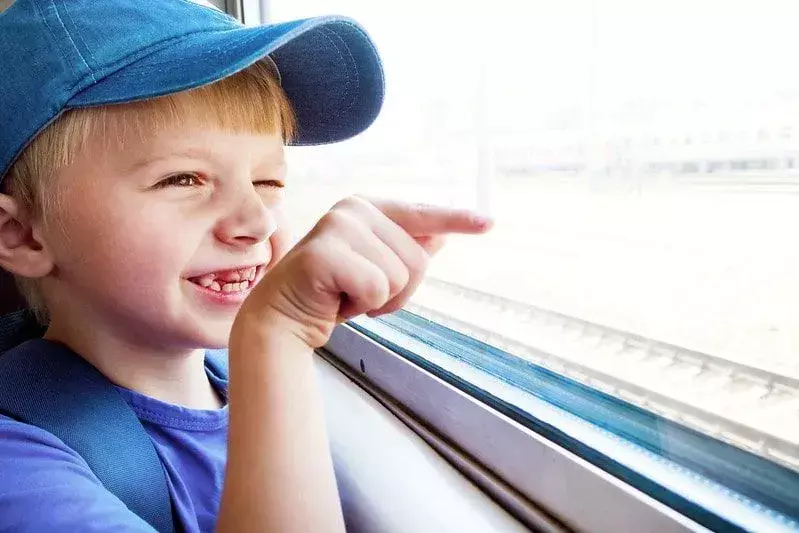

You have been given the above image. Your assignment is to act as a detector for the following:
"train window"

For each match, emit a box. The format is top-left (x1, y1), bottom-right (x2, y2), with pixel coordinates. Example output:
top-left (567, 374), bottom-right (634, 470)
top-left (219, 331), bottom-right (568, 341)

top-left (266, 0), bottom-right (799, 531)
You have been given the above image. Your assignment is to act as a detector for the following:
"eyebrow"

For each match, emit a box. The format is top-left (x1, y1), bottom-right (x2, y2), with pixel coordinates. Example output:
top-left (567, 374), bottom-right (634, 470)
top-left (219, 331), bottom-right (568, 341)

top-left (122, 147), bottom-right (285, 175)
top-left (122, 147), bottom-right (220, 175)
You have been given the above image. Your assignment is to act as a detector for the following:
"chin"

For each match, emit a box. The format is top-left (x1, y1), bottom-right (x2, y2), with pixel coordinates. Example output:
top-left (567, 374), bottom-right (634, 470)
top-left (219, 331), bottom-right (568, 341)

top-left (201, 326), bottom-right (234, 350)
top-left (200, 336), bottom-right (230, 350)
top-left (179, 317), bottom-right (236, 350)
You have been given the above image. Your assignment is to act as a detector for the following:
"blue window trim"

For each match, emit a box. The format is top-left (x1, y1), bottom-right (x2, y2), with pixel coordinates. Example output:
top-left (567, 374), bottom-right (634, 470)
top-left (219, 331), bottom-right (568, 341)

top-left (350, 310), bottom-right (799, 532)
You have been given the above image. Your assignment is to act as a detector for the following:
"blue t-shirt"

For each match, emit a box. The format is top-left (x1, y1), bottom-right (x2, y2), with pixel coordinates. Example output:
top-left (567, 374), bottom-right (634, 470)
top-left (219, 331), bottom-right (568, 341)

top-left (0, 365), bottom-right (229, 532)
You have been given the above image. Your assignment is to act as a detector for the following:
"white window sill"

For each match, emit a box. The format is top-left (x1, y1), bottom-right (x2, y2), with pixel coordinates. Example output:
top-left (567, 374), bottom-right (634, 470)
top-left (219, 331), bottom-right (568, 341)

top-left (315, 353), bottom-right (531, 533)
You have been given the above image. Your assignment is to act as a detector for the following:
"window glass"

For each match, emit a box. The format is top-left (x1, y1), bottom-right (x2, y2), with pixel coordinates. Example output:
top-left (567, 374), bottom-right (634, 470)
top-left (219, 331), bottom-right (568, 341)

top-left (272, 0), bottom-right (799, 474)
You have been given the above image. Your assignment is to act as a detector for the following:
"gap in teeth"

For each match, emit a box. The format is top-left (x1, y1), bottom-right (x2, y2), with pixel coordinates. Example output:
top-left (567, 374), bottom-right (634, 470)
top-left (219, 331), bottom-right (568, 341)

top-left (203, 280), bottom-right (250, 293)
top-left (194, 267), bottom-right (258, 288)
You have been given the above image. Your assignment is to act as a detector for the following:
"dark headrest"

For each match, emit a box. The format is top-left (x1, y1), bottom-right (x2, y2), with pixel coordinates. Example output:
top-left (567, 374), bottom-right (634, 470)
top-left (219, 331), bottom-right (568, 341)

top-left (0, 268), bottom-right (27, 315)
top-left (0, 309), bottom-right (44, 353)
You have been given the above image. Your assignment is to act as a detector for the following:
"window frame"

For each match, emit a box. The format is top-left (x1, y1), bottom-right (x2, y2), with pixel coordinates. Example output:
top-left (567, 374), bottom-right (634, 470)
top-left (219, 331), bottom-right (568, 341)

top-left (325, 321), bottom-right (707, 533)
top-left (327, 314), bottom-right (799, 533)
top-left (235, 0), bottom-right (265, 26)
top-left (317, 347), bottom-right (568, 533)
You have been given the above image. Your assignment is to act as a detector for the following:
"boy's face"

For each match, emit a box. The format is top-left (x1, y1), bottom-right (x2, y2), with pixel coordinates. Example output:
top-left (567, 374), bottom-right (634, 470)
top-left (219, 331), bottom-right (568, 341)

top-left (41, 126), bottom-right (290, 350)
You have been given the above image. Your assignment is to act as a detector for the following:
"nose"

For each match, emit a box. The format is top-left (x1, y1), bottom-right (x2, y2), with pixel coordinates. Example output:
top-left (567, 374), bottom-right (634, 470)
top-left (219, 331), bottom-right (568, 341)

top-left (213, 183), bottom-right (276, 249)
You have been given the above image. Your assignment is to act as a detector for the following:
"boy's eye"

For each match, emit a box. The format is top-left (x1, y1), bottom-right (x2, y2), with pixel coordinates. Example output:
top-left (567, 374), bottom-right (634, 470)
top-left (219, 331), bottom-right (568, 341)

top-left (156, 173), bottom-right (203, 188)
top-left (254, 179), bottom-right (285, 189)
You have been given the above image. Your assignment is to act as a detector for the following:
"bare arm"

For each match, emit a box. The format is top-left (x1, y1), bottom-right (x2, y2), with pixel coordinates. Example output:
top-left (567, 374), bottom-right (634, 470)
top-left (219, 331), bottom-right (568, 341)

top-left (217, 312), bottom-right (345, 533)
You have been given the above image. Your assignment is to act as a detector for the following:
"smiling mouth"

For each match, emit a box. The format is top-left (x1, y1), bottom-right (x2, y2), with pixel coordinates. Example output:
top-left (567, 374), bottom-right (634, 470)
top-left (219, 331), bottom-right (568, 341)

top-left (187, 265), bottom-right (265, 294)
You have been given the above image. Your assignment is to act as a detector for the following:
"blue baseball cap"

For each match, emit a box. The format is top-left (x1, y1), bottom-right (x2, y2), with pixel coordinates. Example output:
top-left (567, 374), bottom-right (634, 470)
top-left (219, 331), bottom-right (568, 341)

top-left (0, 0), bottom-right (385, 186)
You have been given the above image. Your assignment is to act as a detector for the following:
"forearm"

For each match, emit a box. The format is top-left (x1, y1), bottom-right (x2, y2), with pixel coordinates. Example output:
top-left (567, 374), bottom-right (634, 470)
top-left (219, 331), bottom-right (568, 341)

top-left (217, 313), bottom-right (345, 533)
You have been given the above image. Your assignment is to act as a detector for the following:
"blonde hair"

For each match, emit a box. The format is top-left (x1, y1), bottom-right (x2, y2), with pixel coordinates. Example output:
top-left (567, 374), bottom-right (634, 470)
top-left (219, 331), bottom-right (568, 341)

top-left (2, 59), bottom-right (296, 324)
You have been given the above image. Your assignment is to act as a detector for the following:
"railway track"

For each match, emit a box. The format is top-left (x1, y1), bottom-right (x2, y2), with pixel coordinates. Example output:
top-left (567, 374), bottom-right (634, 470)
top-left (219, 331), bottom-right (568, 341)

top-left (407, 277), bottom-right (799, 471)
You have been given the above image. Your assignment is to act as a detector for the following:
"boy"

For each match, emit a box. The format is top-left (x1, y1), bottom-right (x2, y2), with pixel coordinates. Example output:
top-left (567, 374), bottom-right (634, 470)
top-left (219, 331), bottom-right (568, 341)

top-left (0, 0), bottom-right (491, 532)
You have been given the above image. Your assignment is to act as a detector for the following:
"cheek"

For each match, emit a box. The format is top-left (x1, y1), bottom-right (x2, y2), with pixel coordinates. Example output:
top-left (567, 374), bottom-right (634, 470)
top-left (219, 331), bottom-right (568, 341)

top-left (52, 192), bottom-right (197, 293)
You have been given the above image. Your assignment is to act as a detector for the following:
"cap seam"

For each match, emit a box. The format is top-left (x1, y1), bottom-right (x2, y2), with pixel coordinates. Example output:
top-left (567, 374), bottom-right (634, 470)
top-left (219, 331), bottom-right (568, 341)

top-left (59, 1), bottom-right (98, 73)
top-left (317, 25), bottom-right (359, 117)
top-left (50, 0), bottom-right (96, 84)
top-left (30, 0), bottom-right (78, 83)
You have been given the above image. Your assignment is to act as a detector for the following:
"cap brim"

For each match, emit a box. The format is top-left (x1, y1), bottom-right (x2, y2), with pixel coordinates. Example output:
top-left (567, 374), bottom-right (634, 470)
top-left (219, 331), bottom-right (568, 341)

top-left (68, 16), bottom-right (384, 145)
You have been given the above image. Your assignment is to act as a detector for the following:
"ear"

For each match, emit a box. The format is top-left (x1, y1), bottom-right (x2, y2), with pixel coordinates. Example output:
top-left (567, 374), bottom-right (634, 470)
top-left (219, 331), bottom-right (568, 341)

top-left (0, 193), bottom-right (54, 278)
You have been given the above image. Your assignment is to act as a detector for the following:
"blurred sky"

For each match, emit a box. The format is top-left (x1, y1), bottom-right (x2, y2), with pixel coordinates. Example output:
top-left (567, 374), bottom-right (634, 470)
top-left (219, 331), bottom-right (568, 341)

top-left (270, 0), bottom-right (799, 142)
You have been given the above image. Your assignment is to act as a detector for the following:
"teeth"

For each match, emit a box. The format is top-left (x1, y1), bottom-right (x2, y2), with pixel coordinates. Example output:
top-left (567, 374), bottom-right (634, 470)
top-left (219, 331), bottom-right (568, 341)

top-left (204, 281), bottom-right (251, 293)
top-left (191, 266), bottom-right (259, 292)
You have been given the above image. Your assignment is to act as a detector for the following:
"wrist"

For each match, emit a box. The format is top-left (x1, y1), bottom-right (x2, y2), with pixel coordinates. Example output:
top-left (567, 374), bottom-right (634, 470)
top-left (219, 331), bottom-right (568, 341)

top-left (231, 307), bottom-right (309, 349)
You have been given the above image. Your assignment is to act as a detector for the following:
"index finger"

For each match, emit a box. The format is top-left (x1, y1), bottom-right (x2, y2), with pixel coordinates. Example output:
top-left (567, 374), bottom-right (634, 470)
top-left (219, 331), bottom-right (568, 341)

top-left (366, 198), bottom-right (494, 237)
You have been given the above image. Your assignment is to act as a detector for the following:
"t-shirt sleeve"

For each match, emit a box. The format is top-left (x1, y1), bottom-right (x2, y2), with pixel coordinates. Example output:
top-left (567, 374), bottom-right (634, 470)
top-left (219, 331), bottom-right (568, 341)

top-left (0, 415), bottom-right (157, 532)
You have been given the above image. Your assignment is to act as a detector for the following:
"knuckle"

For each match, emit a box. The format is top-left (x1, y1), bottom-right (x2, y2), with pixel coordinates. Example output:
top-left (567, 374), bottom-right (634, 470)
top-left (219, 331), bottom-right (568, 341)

top-left (304, 236), bottom-right (333, 261)
top-left (301, 237), bottom-right (343, 276)
top-left (389, 265), bottom-right (411, 295)
top-left (362, 272), bottom-right (389, 305)
top-left (335, 195), bottom-right (370, 212)
top-left (320, 209), bottom-right (356, 232)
